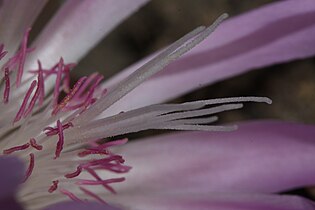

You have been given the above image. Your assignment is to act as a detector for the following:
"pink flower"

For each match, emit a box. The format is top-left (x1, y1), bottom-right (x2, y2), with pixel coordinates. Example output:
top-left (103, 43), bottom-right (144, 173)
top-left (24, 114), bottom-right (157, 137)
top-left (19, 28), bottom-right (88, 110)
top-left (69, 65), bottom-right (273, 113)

top-left (0, 1), bottom-right (314, 210)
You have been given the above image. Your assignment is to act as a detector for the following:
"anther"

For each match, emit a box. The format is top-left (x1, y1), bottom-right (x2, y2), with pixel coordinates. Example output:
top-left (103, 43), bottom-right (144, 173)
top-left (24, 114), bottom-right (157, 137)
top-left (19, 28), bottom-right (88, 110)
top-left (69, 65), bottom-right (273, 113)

top-left (3, 68), bottom-right (10, 104)
top-left (14, 80), bottom-right (37, 123)
top-left (23, 153), bottom-right (35, 183)
top-left (52, 77), bottom-right (87, 115)
top-left (79, 187), bottom-right (107, 204)
top-left (60, 189), bottom-right (83, 202)
top-left (16, 28), bottom-right (31, 87)
top-left (65, 166), bottom-right (82, 178)
top-left (53, 58), bottom-right (63, 107)
top-left (48, 180), bottom-right (59, 193)
top-left (30, 138), bottom-right (43, 150)
top-left (54, 120), bottom-right (65, 159)
top-left (3, 143), bottom-right (30, 154)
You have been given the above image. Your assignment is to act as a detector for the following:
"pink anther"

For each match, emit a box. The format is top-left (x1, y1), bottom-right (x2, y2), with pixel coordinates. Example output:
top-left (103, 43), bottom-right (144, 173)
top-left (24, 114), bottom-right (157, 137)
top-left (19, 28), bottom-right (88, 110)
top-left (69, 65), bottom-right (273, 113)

top-left (83, 168), bottom-right (117, 194)
top-left (75, 177), bottom-right (125, 186)
top-left (52, 77), bottom-right (87, 115)
top-left (24, 75), bottom-right (42, 117)
top-left (65, 166), bottom-right (83, 178)
top-left (16, 28), bottom-right (31, 87)
top-left (14, 80), bottom-right (37, 123)
top-left (3, 68), bottom-right (10, 104)
top-left (3, 143), bottom-right (30, 154)
top-left (60, 189), bottom-right (83, 202)
top-left (79, 187), bottom-right (107, 204)
top-left (0, 44), bottom-right (7, 60)
top-left (62, 63), bottom-right (75, 93)
top-left (53, 58), bottom-right (64, 107)
top-left (54, 120), bottom-right (64, 159)
top-left (30, 138), bottom-right (43, 150)
top-left (48, 180), bottom-right (59, 193)
top-left (37, 60), bottom-right (45, 105)
top-left (44, 122), bottom-right (73, 136)
top-left (77, 150), bottom-right (109, 157)
top-left (23, 153), bottom-right (35, 183)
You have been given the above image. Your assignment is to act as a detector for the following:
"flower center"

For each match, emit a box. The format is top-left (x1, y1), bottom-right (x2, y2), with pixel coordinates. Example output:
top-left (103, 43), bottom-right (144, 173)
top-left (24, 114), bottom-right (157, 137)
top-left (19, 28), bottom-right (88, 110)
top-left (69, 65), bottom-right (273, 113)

top-left (0, 18), bottom-right (271, 208)
top-left (0, 30), bottom-right (131, 207)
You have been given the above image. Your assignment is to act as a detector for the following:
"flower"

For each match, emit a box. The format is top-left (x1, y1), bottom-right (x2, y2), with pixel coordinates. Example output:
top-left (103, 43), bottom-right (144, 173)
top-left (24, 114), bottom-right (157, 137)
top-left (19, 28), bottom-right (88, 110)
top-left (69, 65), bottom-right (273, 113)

top-left (0, 1), bottom-right (315, 210)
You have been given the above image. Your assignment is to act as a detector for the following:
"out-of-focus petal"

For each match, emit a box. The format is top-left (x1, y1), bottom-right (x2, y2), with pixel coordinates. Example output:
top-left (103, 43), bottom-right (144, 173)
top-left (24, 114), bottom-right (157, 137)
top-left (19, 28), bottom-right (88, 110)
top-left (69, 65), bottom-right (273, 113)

top-left (44, 201), bottom-right (121, 210)
top-left (0, 197), bottom-right (24, 210)
top-left (107, 193), bottom-right (315, 210)
top-left (112, 121), bottom-right (315, 194)
top-left (102, 0), bottom-right (315, 115)
top-left (24, 0), bottom-right (149, 80)
top-left (0, 156), bottom-right (24, 199)
top-left (0, 0), bottom-right (48, 60)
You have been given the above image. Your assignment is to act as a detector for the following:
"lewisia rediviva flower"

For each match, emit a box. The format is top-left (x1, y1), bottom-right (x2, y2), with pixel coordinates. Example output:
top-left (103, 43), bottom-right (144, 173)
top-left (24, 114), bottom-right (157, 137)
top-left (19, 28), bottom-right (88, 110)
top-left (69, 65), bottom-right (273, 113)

top-left (0, 1), bottom-right (315, 210)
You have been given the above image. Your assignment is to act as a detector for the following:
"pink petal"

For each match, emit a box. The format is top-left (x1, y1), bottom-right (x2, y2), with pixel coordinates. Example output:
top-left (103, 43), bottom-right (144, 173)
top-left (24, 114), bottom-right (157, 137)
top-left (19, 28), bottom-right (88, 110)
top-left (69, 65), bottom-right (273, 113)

top-left (112, 121), bottom-right (315, 194)
top-left (44, 202), bottom-right (121, 210)
top-left (24, 0), bottom-right (149, 82)
top-left (107, 193), bottom-right (315, 210)
top-left (103, 0), bottom-right (315, 115)
top-left (0, 0), bottom-right (47, 58)
top-left (0, 156), bottom-right (24, 199)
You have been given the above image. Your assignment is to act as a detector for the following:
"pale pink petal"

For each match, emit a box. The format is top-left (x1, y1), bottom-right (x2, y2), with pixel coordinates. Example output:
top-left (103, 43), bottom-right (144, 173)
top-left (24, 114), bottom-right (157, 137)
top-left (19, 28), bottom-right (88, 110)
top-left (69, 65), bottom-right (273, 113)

top-left (107, 193), bottom-right (315, 210)
top-left (0, 0), bottom-right (47, 59)
top-left (112, 121), bottom-right (315, 194)
top-left (44, 201), bottom-right (121, 210)
top-left (103, 0), bottom-right (315, 115)
top-left (24, 0), bottom-right (149, 81)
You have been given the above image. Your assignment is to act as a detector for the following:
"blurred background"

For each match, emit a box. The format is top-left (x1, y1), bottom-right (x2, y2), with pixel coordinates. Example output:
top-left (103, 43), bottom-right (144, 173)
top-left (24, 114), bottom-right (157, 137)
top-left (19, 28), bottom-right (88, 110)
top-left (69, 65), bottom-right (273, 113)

top-left (30, 0), bottom-right (315, 126)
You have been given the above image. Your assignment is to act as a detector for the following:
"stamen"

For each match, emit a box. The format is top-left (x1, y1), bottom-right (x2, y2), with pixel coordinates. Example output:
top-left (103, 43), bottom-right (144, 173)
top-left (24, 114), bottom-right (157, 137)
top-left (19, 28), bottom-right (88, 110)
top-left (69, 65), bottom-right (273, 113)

top-left (75, 177), bottom-right (125, 186)
top-left (30, 138), bottom-right (43, 150)
top-left (53, 58), bottom-right (64, 107)
top-left (44, 122), bottom-right (73, 136)
top-left (81, 155), bottom-right (125, 168)
top-left (16, 28), bottom-right (31, 87)
top-left (59, 189), bottom-right (83, 202)
top-left (52, 77), bottom-right (87, 115)
top-left (3, 143), bottom-right (30, 154)
top-left (54, 120), bottom-right (65, 159)
top-left (78, 138), bottom-right (128, 157)
top-left (48, 180), bottom-right (59, 193)
top-left (83, 168), bottom-right (117, 194)
top-left (0, 44), bottom-right (7, 60)
top-left (23, 69), bottom-right (43, 117)
top-left (14, 80), bottom-right (37, 123)
top-left (37, 60), bottom-right (45, 105)
top-left (2, 48), bottom-right (34, 72)
top-left (65, 166), bottom-right (82, 178)
top-left (77, 150), bottom-right (109, 157)
top-left (94, 163), bottom-right (132, 174)
top-left (78, 139), bottom-right (128, 157)
top-left (23, 153), bottom-right (35, 183)
top-left (75, 73), bottom-right (99, 98)
top-left (3, 68), bottom-right (10, 103)
top-left (67, 74), bottom-right (104, 112)
top-left (79, 187), bottom-right (107, 204)
top-left (62, 63), bottom-right (75, 93)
